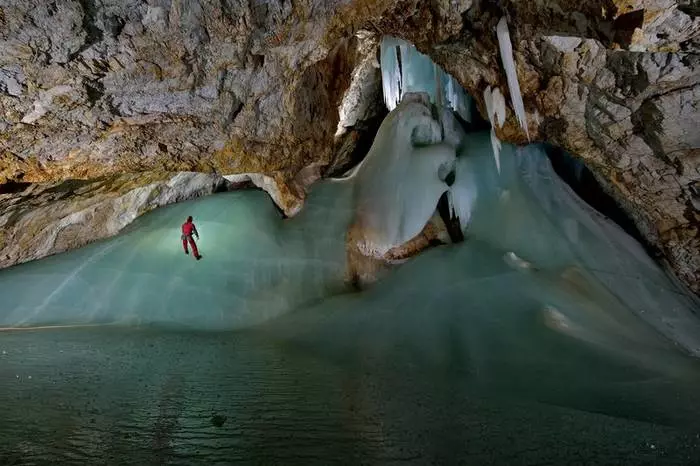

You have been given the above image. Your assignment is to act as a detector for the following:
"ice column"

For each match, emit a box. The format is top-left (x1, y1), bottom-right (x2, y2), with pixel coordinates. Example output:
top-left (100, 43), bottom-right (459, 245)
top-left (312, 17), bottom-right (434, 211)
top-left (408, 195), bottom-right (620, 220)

top-left (380, 36), bottom-right (472, 123)
top-left (483, 86), bottom-right (507, 174)
top-left (380, 37), bottom-right (403, 110)
top-left (353, 94), bottom-right (456, 256)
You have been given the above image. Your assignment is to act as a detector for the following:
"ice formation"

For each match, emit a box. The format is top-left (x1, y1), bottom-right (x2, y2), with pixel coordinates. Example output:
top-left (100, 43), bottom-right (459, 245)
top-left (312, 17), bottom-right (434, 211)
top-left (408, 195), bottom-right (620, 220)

top-left (2, 28), bottom-right (700, 451)
top-left (496, 17), bottom-right (529, 140)
top-left (483, 86), bottom-right (507, 174)
top-left (380, 36), bottom-right (471, 123)
top-left (380, 37), bottom-right (403, 110)
top-left (351, 93), bottom-right (456, 256)
top-left (0, 184), bottom-right (355, 330)
top-left (2, 130), bottom-right (699, 363)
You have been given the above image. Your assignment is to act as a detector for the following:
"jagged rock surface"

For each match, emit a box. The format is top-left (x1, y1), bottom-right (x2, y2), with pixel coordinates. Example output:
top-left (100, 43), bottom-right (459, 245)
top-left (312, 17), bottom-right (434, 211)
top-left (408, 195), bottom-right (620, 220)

top-left (370, 0), bottom-right (700, 292)
top-left (0, 0), bottom-right (358, 192)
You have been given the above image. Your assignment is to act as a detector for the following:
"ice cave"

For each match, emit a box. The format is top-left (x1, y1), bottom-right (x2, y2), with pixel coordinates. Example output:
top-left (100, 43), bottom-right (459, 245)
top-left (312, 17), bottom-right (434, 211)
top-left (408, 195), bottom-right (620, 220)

top-left (1, 4), bottom-right (700, 464)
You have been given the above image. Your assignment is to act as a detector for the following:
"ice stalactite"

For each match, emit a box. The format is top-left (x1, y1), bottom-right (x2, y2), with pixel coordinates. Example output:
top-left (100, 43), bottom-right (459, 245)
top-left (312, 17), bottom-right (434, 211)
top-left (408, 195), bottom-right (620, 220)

top-left (445, 73), bottom-right (472, 123)
top-left (496, 17), bottom-right (529, 140)
top-left (449, 158), bottom-right (478, 231)
top-left (483, 86), bottom-right (506, 174)
top-left (380, 37), bottom-right (403, 110)
top-left (379, 36), bottom-right (472, 124)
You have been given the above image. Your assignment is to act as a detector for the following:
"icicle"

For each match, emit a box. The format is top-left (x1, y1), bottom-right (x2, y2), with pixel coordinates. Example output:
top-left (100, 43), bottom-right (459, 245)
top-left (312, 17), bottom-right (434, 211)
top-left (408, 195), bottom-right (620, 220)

top-left (496, 17), bottom-right (529, 141)
top-left (483, 86), bottom-right (506, 174)
top-left (446, 75), bottom-right (471, 123)
top-left (379, 36), bottom-right (472, 123)
top-left (380, 37), bottom-right (402, 110)
top-left (450, 157), bottom-right (478, 232)
top-left (434, 61), bottom-right (443, 109)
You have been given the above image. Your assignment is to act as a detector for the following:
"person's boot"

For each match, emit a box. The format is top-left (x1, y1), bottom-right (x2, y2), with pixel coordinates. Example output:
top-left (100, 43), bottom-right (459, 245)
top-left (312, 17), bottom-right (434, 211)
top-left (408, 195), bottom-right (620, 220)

top-left (196, 255), bottom-right (202, 260)
top-left (185, 250), bottom-right (189, 255)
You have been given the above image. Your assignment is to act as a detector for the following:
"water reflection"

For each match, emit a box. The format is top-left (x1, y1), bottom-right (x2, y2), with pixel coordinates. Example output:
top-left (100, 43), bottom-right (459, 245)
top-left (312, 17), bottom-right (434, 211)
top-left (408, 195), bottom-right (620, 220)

top-left (1, 327), bottom-right (699, 464)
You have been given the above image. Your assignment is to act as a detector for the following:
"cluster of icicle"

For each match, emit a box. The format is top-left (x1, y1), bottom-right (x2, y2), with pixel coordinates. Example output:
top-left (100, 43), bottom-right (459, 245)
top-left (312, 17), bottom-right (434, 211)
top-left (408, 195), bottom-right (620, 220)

top-left (380, 37), bottom-right (472, 124)
top-left (380, 18), bottom-right (530, 176)
top-left (359, 19), bottom-right (531, 255)
top-left (485, 17), bottom-right (530, 174)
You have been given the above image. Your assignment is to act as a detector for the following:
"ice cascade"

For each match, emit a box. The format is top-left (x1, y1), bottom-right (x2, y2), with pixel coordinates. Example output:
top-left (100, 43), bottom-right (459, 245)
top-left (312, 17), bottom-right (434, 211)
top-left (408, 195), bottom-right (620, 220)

top-left (348, 93), bottom-right (457, 256)
top-left (380, 36), bottom-right (472, 123)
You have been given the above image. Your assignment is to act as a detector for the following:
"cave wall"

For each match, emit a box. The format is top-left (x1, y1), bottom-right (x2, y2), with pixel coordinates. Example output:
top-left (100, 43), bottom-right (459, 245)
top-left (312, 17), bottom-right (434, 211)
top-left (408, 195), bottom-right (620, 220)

top-left (365, 0), bottom-right (700, 293)
top-left (0, 0), bottom-right (360, 211)
top-left (1, 0), bottom-right (699, 292)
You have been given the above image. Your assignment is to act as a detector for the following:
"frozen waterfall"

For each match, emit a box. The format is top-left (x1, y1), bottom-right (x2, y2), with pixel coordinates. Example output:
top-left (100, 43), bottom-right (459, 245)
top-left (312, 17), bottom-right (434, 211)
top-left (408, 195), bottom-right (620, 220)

top-left (380, 36), bottom-right (472, 123)
top-left (350, 93), bottom-right (456, 256)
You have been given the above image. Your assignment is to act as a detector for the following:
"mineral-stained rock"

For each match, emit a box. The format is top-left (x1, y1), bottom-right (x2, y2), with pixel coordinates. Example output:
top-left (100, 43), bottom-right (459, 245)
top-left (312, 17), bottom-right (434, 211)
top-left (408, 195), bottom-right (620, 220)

top-left (0, 0), bottom-right (361, 191)
top-left (0, 171), bottom-right (230, 268)
top-left (224, 172), bottom-right (303, 217)
top-left (527, 43), bottom-right (700, 292)
top-left (346, 214), bottom-right (451, 289)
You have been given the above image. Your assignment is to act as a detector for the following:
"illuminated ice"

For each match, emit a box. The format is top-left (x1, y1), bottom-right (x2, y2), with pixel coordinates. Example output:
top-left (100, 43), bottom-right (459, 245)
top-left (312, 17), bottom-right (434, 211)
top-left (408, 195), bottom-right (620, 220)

top-left (380, 36), bottom-right (472, 123)
top-left (0, 183), bottom-right (355, 330)
top-left (1, 130), bottom-right (698, 365)
top-left (351, 93), bottom-right (456, 256)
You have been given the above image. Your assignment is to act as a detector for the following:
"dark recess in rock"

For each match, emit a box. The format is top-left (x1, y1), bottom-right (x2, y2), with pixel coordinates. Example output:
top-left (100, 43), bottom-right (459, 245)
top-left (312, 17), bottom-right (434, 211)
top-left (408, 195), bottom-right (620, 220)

top-left (613, 9), bottom-right (645, 47)
top-left (84, 79), bottom-right (105, 106)
top-left (225, 100), bottom-right (244, 128)
top-left (0, 181), bottom-right (31, 195)
top-left (327, 109), bottom-right (388, 177)
top-left (631, 99), bottom-right (667, 162)
top-left (437, 191), bottom-right (464, 244)
top-left (544, 144), bottom-right (661, 259)
top-left (71, 0), bottom-right (104, 60)
top-left (678, 0), bottom-right (700, 17)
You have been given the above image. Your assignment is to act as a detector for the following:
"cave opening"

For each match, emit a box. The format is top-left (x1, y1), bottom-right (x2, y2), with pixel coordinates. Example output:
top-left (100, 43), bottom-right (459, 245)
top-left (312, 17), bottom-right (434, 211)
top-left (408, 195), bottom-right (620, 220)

top-left (543, 144), bottom-right (660, 258)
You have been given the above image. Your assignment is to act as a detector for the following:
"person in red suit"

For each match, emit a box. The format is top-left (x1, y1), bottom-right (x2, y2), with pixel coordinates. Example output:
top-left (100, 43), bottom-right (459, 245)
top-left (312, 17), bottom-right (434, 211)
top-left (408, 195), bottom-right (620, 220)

top-left (181, 216), bottom-right (202, 260)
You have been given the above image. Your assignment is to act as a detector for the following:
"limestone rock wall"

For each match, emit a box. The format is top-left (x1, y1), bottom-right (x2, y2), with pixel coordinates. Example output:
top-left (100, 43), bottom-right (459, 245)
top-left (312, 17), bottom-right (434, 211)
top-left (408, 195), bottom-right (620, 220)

top-left (0, 0), bottom-right (356, 193)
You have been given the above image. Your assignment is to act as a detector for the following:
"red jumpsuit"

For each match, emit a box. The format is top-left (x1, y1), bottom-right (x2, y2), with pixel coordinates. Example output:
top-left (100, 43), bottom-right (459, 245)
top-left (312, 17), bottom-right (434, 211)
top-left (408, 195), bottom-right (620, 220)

top-left (181, 221), bottom-right (200, 257)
